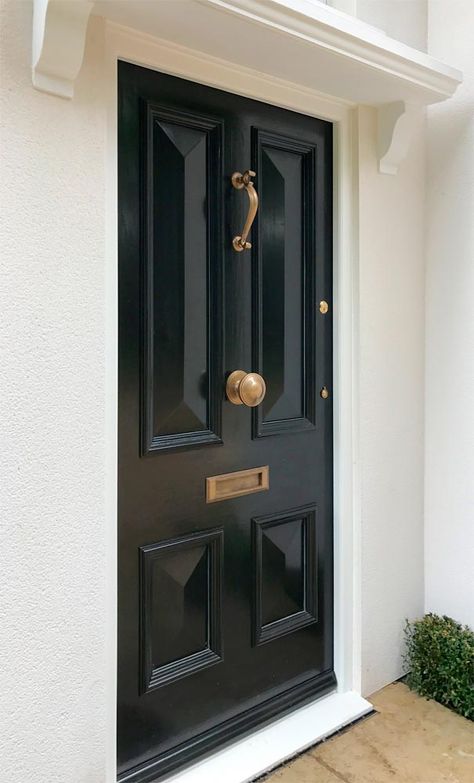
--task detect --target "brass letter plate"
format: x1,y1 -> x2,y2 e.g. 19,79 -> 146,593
206,466 -> 269,503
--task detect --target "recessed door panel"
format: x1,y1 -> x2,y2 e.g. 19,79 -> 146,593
253,130 -> 317,438
139,528 -> 223,693
253,505 -> 318,646
142,104 -> 223,453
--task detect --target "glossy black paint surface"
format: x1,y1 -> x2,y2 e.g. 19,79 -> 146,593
254,130 -> 317,437
253,504 -> 318,646
118,61 -> 334,783
139,528 -> 223,693
142,104 -> 223,453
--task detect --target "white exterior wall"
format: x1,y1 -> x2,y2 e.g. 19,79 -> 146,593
425,0 -> 474,629
356,0 -> 427,51
0,0 -> 434,779
354,0 -> 427,696
356,106 -> 426,695
0,3 -> 111,782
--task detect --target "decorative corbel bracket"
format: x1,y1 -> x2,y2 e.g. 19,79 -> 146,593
377,101 -> 418,175
32,0 -> 93,99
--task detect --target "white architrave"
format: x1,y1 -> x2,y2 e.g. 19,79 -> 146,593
377,101 -> 418,175
32,0 -> 93,99
102,20 -> 362,780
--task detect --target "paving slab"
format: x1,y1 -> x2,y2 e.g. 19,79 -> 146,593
265,753 -> 340,782
263,682 -> 474,782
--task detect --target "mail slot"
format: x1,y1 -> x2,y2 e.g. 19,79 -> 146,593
206,466 -> 269,503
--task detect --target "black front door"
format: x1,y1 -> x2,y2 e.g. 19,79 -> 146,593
118,61 -> 334,783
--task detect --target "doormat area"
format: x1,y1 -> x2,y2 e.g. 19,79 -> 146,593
258,682 -> 474,782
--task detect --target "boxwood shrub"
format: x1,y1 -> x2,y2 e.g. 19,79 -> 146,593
404,613 -> 474,720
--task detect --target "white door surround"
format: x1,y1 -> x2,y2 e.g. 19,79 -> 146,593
104,21 -> 364,782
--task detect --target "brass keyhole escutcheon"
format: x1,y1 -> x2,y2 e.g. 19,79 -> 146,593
319,300 -> 329,314
226,370 -> 266,407
320,386 -> 330,400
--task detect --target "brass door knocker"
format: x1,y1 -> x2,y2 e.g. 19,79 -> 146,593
231,170 -> 259,252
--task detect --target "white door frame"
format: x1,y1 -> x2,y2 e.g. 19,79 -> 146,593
104,20 -> 364,782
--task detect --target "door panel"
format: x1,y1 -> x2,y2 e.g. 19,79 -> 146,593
118,62 -> 334,783
142,103 -> 223,453
139,528 -> 223,693
253,504 -> 318,646
253,130 -> 317,437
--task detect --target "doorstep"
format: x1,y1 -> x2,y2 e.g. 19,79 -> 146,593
161,690 -> 372,783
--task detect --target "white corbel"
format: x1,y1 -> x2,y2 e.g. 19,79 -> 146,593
32,0 -> 93,99
377,101 -> 418,175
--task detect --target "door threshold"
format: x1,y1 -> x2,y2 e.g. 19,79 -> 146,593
160,690 -> 372,783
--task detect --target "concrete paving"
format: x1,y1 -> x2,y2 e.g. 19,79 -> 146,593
263,682 -> 474,782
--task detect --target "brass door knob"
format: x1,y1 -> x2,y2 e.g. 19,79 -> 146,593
226,370 -> 266,407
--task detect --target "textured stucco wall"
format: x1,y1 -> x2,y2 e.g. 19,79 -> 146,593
356,0 -> 427,51
0,3 -> 110,782
356,106 -> 426,696
354,0 -> 427,697
425,0 -> 474,629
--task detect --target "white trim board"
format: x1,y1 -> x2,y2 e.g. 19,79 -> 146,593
162,691 -> 373,783
104,17 -> 363,783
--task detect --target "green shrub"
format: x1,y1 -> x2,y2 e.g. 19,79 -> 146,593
404,613 -> 474,720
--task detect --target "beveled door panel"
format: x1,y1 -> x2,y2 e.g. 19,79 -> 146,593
253,504 -> 318,646
142,103 -> 223,453
252,130 -> 317,438
140,528 -> 223,693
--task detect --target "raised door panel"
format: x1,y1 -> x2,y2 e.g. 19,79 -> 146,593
252,130 -> 317,438
140,528 -> 223,693
253,504 -> 318,646
142,104 -> 223,453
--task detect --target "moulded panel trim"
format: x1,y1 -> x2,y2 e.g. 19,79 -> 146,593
139,527 -> 223,693
252,503 -> 318,646
252,128 -> 317,439
141,102 -> 224,454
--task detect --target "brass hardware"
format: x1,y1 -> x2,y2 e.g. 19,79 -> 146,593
206,466 -> 269,503
319,300 -> 329,314
231,170 -> 259,252
226,370 -> 266,407
320,386 -> 330,399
